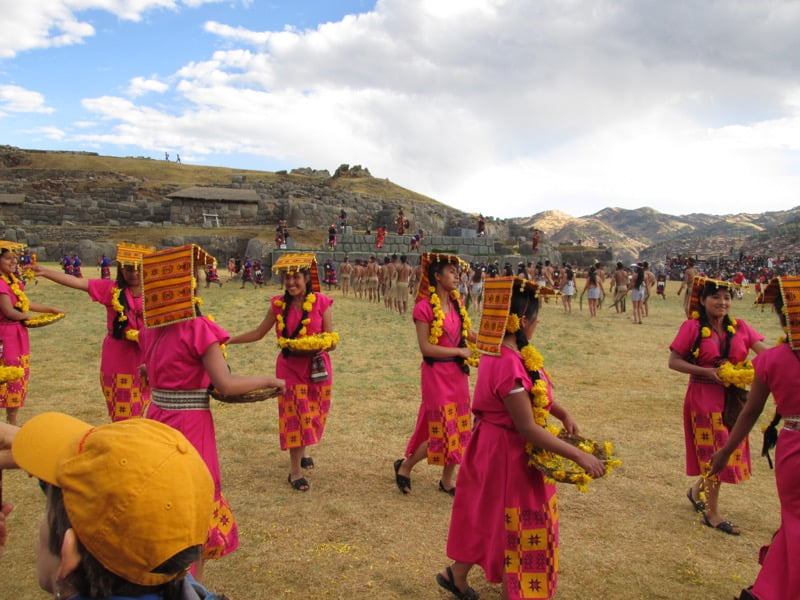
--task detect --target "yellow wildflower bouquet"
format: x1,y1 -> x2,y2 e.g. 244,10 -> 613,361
0,365 -> 25,384
717,360 -> 754,389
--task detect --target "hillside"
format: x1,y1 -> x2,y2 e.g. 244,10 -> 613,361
3,146 -> 800,261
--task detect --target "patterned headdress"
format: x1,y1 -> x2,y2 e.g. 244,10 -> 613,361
476,276 -> 556,356
688,276 -> 739,318
115,242 -> 155,267
416,252 -> 467,302
142,244 -> 215,328
755,276 -> 800,350
0,240 -> 26,254
272,253 -> 321,292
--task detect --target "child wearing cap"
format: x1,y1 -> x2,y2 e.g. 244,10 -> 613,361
31,242 -> 155,421
710,276 -> 800,600
139,244 -> 285,574
3,412 -> 229,599
437,277 -> 605,599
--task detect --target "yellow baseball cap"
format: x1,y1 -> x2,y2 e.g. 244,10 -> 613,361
12,413 -> 214,587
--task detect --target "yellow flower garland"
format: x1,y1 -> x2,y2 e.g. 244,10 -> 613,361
506,313 -> 521,333
522,343 -> 621,492
427,287 -> 479,367
1,273 -> 30,313
111,287 -> 140,343
274,293 -> 339,353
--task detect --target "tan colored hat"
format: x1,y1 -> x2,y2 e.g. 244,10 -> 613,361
272,253 -> 321,292
755,275 -> 800,350
476,276 -> 555,355
12,413 -> 214,587
142,244 -> 215,328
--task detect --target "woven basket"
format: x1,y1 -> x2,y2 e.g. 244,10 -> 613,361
209,387 -> 281,404
23,313 -> 66,328
528,430 -> 612,485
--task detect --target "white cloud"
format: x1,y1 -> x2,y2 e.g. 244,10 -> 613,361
24,125 -> 66,140
127,76 -> 169,97
0,84 -> 54,114
14,0 -> 800,217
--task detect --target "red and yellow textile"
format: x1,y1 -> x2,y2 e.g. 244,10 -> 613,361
142,244 -> 215,328
477,277 -> 556,356
687,276 -> 739,317
756,275 -> 800,350
0,240 -> 26,254
415,252 -> 466,302
115,242 -> 154,266
271,253 -> 321,292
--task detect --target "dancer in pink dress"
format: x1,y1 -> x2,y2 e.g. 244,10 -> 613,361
669,276 -> 767,535
31,242 -> 154,421
140,244 -> 284,579
229,253 -> 337,492
710,276 -> 800,600
0,243 -> 62,426
395,253 -> 475,496
437,276 -> 604,600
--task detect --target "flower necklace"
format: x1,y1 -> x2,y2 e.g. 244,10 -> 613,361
275,293 -> 315,340
428,287 -> 479,367
521,344 -> 550,427
111,287 -> 141,342
1,273 -> 30,313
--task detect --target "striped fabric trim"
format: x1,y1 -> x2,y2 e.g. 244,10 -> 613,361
476,277 -> 515,355
151,388 -> 210,410
756,276 -> 800,350
272,253 -> 321,292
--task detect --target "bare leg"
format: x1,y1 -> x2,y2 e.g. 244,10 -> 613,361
288,446 -> 309,490
397,442 -> 428,493
6,408 -> 18,426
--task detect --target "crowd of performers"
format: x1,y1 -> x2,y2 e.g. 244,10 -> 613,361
0,239 -> 797,600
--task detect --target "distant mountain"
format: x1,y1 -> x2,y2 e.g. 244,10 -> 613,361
513,206 -> 800,262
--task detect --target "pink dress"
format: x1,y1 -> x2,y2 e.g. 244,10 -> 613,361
669,318 -> 763,483
141,317 -> 238,559
447,346 -> 558,599
87,279 -> 151,421
406,298 -> 472,465
270,293 -> 334,450
0,276 -> 29,409
750,344 -> 800,600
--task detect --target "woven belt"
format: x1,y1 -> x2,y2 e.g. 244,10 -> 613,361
784,416 -> 800,431
151,388 -> 209,410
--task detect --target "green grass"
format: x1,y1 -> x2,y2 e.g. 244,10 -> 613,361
0,273 -> 782,599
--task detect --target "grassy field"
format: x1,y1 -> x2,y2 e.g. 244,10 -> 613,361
0,272 -> 783,599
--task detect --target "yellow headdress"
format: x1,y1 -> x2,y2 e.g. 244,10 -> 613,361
272,253 -> 321,292
115,242 -> 155,267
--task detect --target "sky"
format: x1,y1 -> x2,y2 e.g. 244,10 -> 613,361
2,0 -> 800,220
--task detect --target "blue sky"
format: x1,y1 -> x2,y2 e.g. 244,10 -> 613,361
2,0 -> 800,219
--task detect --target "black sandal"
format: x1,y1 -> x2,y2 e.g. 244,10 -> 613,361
439,480 -> 456,497
288,474 -> 310,492
300,456 -> 315,469
687,487 -> 706,513
394,458 -> 411,494
435,566 -> 479,600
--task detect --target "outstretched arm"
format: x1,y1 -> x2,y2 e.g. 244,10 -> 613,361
228,309 -> 276,344
30,264 -> 90,292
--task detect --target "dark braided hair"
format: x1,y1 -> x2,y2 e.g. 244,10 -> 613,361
687,280 -> 735,364
427,259 -> 469,370
510,284 -> 542,383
